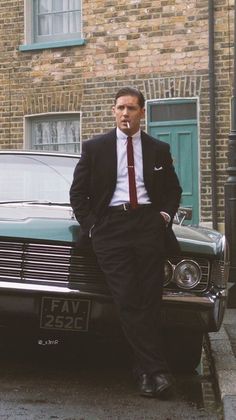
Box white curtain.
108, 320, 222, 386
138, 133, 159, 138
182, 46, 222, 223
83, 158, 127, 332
33, 119, 80, 153
38, 0, 81, 36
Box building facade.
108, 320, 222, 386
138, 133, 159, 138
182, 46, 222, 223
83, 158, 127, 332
0, 0, 234, 230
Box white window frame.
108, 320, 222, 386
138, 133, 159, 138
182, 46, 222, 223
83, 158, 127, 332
24, 112, 82, 154
21, 0, 84, 50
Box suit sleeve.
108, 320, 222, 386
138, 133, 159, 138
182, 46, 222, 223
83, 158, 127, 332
161, 144, 182, 220
70, 141, 97, 233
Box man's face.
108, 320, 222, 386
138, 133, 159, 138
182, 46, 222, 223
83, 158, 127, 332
112, 95, 145, 135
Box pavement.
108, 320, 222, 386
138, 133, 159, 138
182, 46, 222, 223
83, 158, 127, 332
208, 283, 236, 420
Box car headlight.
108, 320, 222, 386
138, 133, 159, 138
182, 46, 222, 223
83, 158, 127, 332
174, 260, 202, 289
163, 260, 174, 286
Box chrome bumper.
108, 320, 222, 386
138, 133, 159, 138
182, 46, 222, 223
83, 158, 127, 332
0, 281, 227, 333
161, 288, 227, 332
163, 289, 227, 306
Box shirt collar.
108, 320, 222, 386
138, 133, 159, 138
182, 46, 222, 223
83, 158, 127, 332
116, 127, 141, 142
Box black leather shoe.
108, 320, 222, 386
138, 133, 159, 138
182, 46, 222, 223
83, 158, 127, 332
137, 373, 155, 398
152, 373, 174, 398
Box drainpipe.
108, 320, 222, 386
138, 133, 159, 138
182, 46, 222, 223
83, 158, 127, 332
225, 2, 236, 280
208, 0, 218, 230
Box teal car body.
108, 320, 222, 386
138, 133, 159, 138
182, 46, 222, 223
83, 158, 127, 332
0, 151, 229, 370
0, 206, 224, 257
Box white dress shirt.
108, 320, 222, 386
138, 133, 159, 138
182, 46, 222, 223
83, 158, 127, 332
109, 128, 151, 206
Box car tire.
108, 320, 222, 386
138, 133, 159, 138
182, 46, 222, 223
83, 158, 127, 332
162, 328, 204, 373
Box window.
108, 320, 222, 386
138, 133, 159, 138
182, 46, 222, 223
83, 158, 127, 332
25, 114, 81, 153
20, 0, 84, 50
35, 0, 82, 42
150, 102, 197, 122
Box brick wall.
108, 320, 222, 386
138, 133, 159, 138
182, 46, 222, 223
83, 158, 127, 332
214, 0, 234, 223
0, 0, 234, 225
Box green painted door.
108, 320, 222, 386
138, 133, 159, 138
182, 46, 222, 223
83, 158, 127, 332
149, 122, 199, 224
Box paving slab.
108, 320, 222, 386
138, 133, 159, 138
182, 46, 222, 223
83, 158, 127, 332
223, 396, 236, 420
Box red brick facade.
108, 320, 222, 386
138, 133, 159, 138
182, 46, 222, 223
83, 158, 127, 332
0, 0, 234, 229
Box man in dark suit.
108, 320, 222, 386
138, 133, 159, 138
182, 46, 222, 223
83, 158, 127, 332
70, 87, 182, 398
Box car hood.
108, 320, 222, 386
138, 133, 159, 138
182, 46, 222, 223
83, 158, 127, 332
0, 204, 79, 243
173, 224, 223, 256
0, 204, 223, 256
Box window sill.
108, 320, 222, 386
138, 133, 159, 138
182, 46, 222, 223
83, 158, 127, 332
19, 38, 86, 51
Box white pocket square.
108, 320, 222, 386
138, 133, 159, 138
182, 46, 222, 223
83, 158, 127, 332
154, 166, 163, 171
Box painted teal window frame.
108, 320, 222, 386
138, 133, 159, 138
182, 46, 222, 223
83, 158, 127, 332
19, 38, 86, 51
20, 0, 85, 52
147, 98, 198, 128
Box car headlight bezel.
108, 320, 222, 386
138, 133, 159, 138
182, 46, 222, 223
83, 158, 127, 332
174, 259, 202, 290
163, 260, 174, 286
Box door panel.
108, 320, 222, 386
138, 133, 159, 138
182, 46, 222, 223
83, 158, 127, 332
149, 123, 199, 224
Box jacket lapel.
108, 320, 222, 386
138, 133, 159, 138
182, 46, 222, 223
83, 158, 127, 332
103, 129, 117, 194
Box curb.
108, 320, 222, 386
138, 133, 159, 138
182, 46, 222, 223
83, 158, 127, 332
208, 309, 236, 420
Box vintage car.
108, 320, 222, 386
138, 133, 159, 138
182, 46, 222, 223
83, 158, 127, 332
0, 151, 229, 371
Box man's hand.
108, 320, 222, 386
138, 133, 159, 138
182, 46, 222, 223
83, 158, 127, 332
160, 211, 170, 225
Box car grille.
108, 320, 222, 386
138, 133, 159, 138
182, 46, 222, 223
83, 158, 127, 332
0, 240, 210, 294
0, 240, 108, 294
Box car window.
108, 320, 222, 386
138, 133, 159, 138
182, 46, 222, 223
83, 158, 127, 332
0, 154, 78, 204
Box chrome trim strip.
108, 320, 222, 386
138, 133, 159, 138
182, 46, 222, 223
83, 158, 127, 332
163, 294, 214, 306
0, 281, 72, 293
0, 281, 109, 299
162, 289, 227, 305
0, 281, 227, 305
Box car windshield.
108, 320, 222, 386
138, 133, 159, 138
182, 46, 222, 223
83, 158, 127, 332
0, 154, 78, 204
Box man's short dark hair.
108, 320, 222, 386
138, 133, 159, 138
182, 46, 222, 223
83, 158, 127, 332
115, 87, 145, 108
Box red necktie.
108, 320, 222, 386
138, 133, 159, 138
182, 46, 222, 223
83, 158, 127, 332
127, 136, 138, 209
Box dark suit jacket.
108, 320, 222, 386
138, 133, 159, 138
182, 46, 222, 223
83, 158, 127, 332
70, 129, 182, 255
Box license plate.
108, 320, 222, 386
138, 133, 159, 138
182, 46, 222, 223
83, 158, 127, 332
40, 297, 90, 332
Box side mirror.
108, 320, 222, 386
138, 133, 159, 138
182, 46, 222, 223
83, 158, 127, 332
174, 207, 193, 225
178, 207, 192, 220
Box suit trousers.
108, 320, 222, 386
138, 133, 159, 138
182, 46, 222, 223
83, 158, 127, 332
91, 205, 169, 376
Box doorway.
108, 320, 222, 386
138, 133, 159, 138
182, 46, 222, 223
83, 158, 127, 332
147, 99, 199, 224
